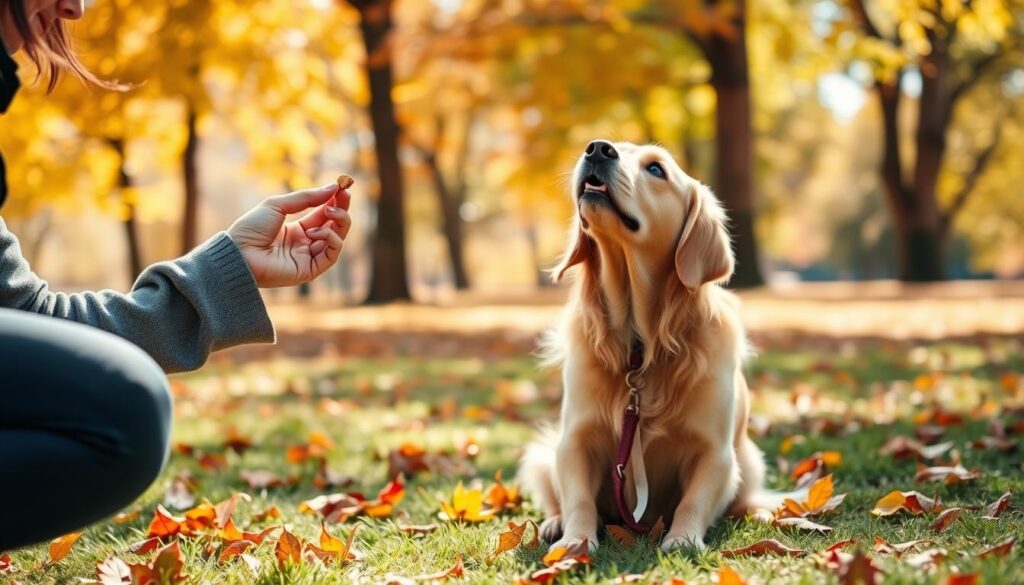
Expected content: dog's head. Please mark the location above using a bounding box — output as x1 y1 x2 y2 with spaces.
553 140 734 291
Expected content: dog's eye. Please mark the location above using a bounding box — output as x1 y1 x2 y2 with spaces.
646 162 666 179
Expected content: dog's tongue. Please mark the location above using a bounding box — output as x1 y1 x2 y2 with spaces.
584 181 607 192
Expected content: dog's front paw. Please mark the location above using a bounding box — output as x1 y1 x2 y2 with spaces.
548 534 599 555
661 532 706 553
539 516 563 543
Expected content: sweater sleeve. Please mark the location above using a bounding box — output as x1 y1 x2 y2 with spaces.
0 216 276 373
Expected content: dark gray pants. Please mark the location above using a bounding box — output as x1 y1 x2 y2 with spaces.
0 309 172 550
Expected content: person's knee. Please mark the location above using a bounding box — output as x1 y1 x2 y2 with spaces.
102 342 173 496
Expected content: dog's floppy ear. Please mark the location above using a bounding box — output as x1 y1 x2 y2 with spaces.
552 218 596 283
675 182 734 291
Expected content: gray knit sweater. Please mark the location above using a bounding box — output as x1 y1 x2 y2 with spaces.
0 216 276 373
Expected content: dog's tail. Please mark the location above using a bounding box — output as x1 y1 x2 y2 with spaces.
731 435 809 521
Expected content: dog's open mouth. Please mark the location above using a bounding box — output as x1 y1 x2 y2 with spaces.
578 176 640 232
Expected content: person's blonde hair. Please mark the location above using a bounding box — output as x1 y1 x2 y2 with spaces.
3 0 118 91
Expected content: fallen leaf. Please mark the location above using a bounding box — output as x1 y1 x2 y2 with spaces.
239 469 291 489
96 556 132 585
717 566 746 585
223 427 253 454
827 539 858 552
492 520 539 558
147 505 184 538
129 537 162 555
978 535 1016 559
790 452 842 481
252 505 282 523
774 517 833 533
878 437 954 461
776 474 846 519
914 464 980 485
485 471 524 514
982 492 1012 519
163 479 196 510
218 540 256 563
904 548 947 569
48 531 83 564
837 549 882 585
398 523 439 535
871 491 942 516
930 508 962 533
130 540 187 585
720 539 806 558
275 529 303 567
946 573 979 585
874 536 932 556
0 554 16 574
439 482 497 522
542 539 591 565
970 436 1018 453
112 509 141 524
606 524 639 546
411 555 464 581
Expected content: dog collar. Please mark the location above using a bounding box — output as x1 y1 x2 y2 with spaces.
612 339 653 533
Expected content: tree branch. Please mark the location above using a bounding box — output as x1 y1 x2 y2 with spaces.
943 111 1009 226
848 0 896 45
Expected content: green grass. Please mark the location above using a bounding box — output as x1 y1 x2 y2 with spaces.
5 336 1023 584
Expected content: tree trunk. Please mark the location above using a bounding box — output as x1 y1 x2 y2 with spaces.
110 138 143 279
181 102 200 255
352 0 411 303
699 4 764 288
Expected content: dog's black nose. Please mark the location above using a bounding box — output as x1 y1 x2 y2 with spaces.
585 140 618 162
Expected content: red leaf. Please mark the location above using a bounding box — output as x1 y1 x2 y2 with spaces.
982 492 1012 519
129 537 163 555
218 540 256 563
930 508 962 533
978 536 1016 559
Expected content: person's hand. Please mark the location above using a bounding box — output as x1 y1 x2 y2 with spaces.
228 183 352 288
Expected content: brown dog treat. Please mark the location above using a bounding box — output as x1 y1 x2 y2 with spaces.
336 174 354 190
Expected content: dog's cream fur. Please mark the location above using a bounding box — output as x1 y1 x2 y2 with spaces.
519 142 783 553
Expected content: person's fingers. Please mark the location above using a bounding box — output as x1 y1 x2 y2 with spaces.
310 239 328 256
263 183 338 216
329 209 352 240
298 195 336 232
310 226 344 272
336 188 352 212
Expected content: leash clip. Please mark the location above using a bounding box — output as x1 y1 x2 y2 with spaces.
625 369 642 414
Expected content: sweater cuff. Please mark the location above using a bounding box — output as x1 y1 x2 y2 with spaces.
188 232 276 348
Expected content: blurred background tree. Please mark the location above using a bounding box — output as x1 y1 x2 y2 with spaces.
0 0 1021 301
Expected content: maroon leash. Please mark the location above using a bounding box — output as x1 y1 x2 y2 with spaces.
612 340 652 533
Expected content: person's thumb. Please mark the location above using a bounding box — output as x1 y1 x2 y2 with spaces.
261 183 339 216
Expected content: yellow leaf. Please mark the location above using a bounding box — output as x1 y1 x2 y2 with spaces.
871 491 907 516
806 474 834 512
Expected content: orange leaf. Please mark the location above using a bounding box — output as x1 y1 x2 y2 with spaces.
275 529 303 567
48 531 83 564
218 518 245 542
718 566 747 585
252 505 282 523
377 476 406 506
492 520 536 558
218 540 256 563
606 524 639 546
412 555 464 581
947 573 979 585
147 505 184 538
112 509 141 524
806 475 835 511
721 539 806 558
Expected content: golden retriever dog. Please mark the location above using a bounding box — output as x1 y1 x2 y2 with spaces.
519 140 789 553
